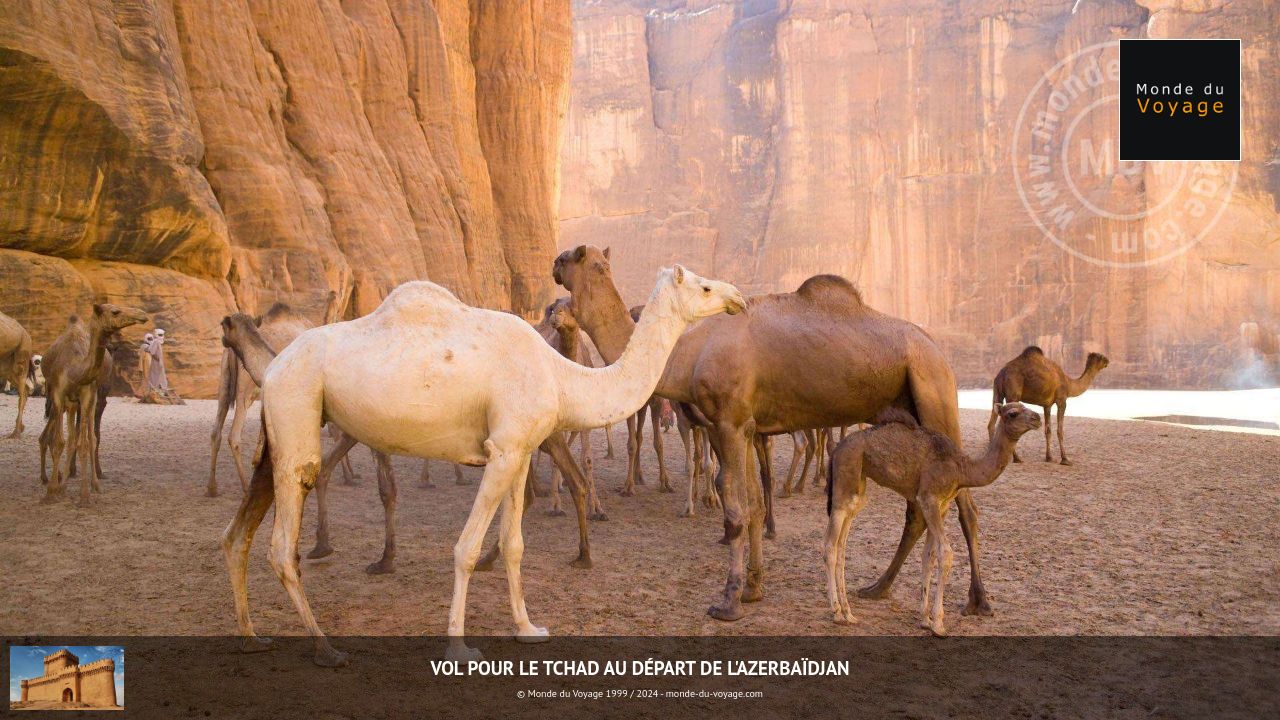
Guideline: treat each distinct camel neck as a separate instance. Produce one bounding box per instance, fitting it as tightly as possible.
[963,428,1019,488]
[1067,364,1102,398]
[557,278,686,431]
[556,328,579,361]
[83,322,107,385]
[231,330,278,386]
[572,282,634,365]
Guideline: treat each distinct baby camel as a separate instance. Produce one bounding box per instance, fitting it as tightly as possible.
[223,267,744,666]
[825,403,1041,636]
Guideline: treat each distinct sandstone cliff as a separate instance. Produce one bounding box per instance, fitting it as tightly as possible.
[560,0,1279,388]
[0,0,570,397]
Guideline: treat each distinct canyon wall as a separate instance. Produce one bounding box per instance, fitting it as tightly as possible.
[560,0,1280,388]
[0,0,571,397]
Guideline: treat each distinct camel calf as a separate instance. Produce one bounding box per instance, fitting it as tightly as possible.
[825,403,1040,636]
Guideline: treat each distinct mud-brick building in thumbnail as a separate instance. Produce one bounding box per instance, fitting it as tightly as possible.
[18,649,118,707]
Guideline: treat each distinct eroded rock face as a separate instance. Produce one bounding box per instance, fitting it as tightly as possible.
[560,0,1280,388]
[0,0,570,397]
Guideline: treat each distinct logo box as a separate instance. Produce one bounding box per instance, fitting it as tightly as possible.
[1119,38,1241,161]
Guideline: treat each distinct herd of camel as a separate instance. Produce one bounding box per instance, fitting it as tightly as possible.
[0,244,1112,664]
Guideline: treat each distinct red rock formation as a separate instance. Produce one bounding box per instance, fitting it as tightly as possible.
[0,0,571,397]
[560,0,1280,388]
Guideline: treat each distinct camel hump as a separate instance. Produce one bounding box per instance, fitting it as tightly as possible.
[258,302,295,323]
[873,407,919,428]
[1019,345,1044,358]
[378,281,464,318]
[796,275,865,306]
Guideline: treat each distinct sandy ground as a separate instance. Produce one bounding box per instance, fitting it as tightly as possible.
[0,394,1277,639]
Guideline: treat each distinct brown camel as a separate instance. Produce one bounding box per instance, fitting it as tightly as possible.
[208,302,321,496]
[0,310,34,439]
[538,298,606,520]
[826,404,1040,635]
[219,313,401,574]
[60,332,128,483]
[39,305,147,504]
[554,245,984,622]
[989,346,1109,465]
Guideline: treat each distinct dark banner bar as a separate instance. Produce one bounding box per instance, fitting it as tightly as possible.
[7,637,1279,719]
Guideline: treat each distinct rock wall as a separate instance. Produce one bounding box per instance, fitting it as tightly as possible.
[0,0,571,397]
[560,0,1280,388]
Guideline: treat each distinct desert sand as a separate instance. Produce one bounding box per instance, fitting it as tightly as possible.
[1,394,1277,638]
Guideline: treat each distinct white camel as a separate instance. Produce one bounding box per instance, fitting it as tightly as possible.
[222,266,745,665]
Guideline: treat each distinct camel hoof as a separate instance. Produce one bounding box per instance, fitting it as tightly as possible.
[833,611,856,626]
[588,512,609,522]
[1012,457,1023,464]
[618,488,634,497]
[707,602,745,622]
[307,544,334,560]
[74,497,92,509]
[420,482,436,489]
[445,644,483,663]
[205,488,219,498]
[857,584,890,600]
[1060,459,1073,466]
[314,647,349,667]
[40,493,62,505]
[455,478,473,487]
[545,509,567,517]
[928,623,948,638]
[765,529,776,540]
[5,431,21,440]
[569,555,592,570]
[717,535,730,546]
[741,585,763,603]
[240,636,273,654]
[678,508,695,518]
[515,626,550,643]
[365,559,395,575]
[776,490,791,499]
[658,483,675,494]
[962,598,994,617]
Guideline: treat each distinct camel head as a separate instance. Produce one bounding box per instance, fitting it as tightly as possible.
[546,298,578,334]
[661,265,746,320]
[1086,352,1110,372]
[93,303,147,333]
[552,244,613,295]
[993,402,1041,439]
[220,313,258,349]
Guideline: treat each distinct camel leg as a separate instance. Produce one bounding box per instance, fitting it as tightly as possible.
[75,391,97,505]
[919,499,952,636]
[227,386,255,494]
[365,450,397,574]
[207,352,236,497]
[546,445,565,516]
[814,430,829,489]
[339,454,357,485]
[307,432,358,560]
[1042,404,1054,462]
[858,501,925,599]
[699,428,721,510]
[92,392,106,483]
[545,433,596,564]
[7,354,29,438]
[679,421,697,517]
[42,406,68,502]
[779,432,802,497]
[796,429,816,493]
[956,489,992,616]
[753,434,776,539]
[603,423,615,459]
[419,460,435,488]
[1057,402,1071,465]
[825,446,866,624]
[834,494,865,623]
[269,469,346,666]
[918,525,936,629]
[66,405,80,479]
[448,441,529,661]
[652,402,673,492]
[707,420,760,621]
[454,463,468,485]
[622,413,641,495]
[221,429,276,654]
[497,452,548,643]
[578,428,605,521]
[39,415,52,485]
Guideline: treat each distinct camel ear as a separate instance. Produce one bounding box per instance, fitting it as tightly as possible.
[573,245,587,262]
[603,246,611,260]
[93,304,105,317]
[673,265,686,284]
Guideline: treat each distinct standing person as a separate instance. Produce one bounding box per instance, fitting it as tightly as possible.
[139,332,154,397]
[139,328,182,404]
